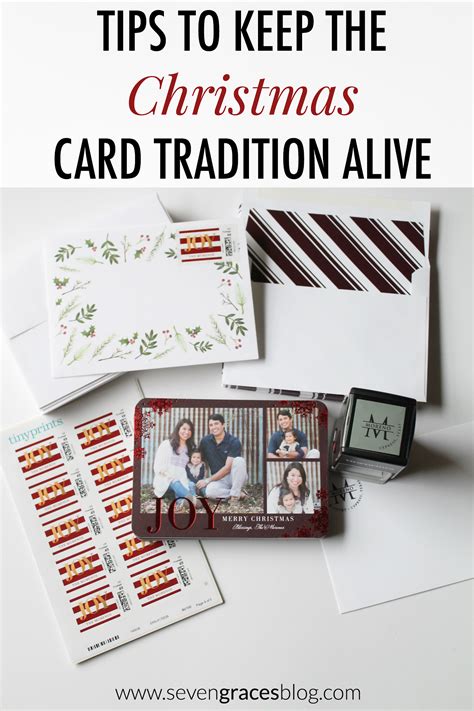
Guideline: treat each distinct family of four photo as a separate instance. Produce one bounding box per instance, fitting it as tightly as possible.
[152,408,320,515]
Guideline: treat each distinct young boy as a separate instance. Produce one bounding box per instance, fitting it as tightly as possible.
[185,450,207,496]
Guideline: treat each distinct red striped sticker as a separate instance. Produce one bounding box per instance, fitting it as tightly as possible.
[58,552,104,588]
[17,441,61,474]
[178,228,223,263]
[71,587,120,630]
[30,476,76,512]
[104,493,133,527]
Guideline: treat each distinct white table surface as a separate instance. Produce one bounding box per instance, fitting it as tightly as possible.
[1,188,472,710]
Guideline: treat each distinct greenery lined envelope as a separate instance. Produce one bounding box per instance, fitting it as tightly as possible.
[45,220,258,377]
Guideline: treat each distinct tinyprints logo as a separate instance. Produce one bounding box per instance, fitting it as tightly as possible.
[362,413,402,452]
[329,476,363,511]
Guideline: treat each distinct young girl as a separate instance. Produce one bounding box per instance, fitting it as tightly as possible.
[276,429,304,458]
[277,487,303,514]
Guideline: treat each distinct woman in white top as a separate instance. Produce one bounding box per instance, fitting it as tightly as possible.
[153,418,196,504]
[266,462,314,514]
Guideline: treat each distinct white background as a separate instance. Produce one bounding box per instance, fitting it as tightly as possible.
[1,1,473,186]
[1,187,473,710]
[1,0,473,708]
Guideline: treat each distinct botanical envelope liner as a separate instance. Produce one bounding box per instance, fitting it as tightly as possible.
[45,220,258,377]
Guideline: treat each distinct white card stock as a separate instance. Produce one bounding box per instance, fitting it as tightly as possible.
[4,193,171,411]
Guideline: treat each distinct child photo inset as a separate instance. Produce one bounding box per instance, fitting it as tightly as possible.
[266,406,322,460]
[266,460,321,514]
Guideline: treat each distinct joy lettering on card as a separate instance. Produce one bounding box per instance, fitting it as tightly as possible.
[119,535,165,567]
[43,510,92,553]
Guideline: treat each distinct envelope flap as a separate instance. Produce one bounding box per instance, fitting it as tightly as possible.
[3,193,171,340]
[3,251,46,339]
[243,199,431,295]
[223,283,429,401]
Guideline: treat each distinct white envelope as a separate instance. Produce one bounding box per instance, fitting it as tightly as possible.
[223,198,431,401]
[3,193,171,411]
[44,220,259,377]
[320,421,474,613]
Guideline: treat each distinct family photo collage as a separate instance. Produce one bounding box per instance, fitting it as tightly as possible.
[133,399,329,539]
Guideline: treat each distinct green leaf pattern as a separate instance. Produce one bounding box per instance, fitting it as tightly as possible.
[137,330,159,358]
[215,261,242,278]
[55,244,78,262]
[72,304,97,324]
[54,229,250,365]
[219,313,248,337]
[102,238,120,265]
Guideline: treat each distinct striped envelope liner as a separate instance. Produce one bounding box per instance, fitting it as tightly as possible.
[246,207,426,295]
[223,199,430,401]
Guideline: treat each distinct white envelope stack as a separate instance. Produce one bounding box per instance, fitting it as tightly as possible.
[223,198,431,401]
[3,193,172,411]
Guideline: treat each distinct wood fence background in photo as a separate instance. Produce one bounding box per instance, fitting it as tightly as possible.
[266,407,321,453]
[266,460,321,496]
[141,407,264,486]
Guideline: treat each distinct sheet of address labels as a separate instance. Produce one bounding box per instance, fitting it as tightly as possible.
[0,378,222,662]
